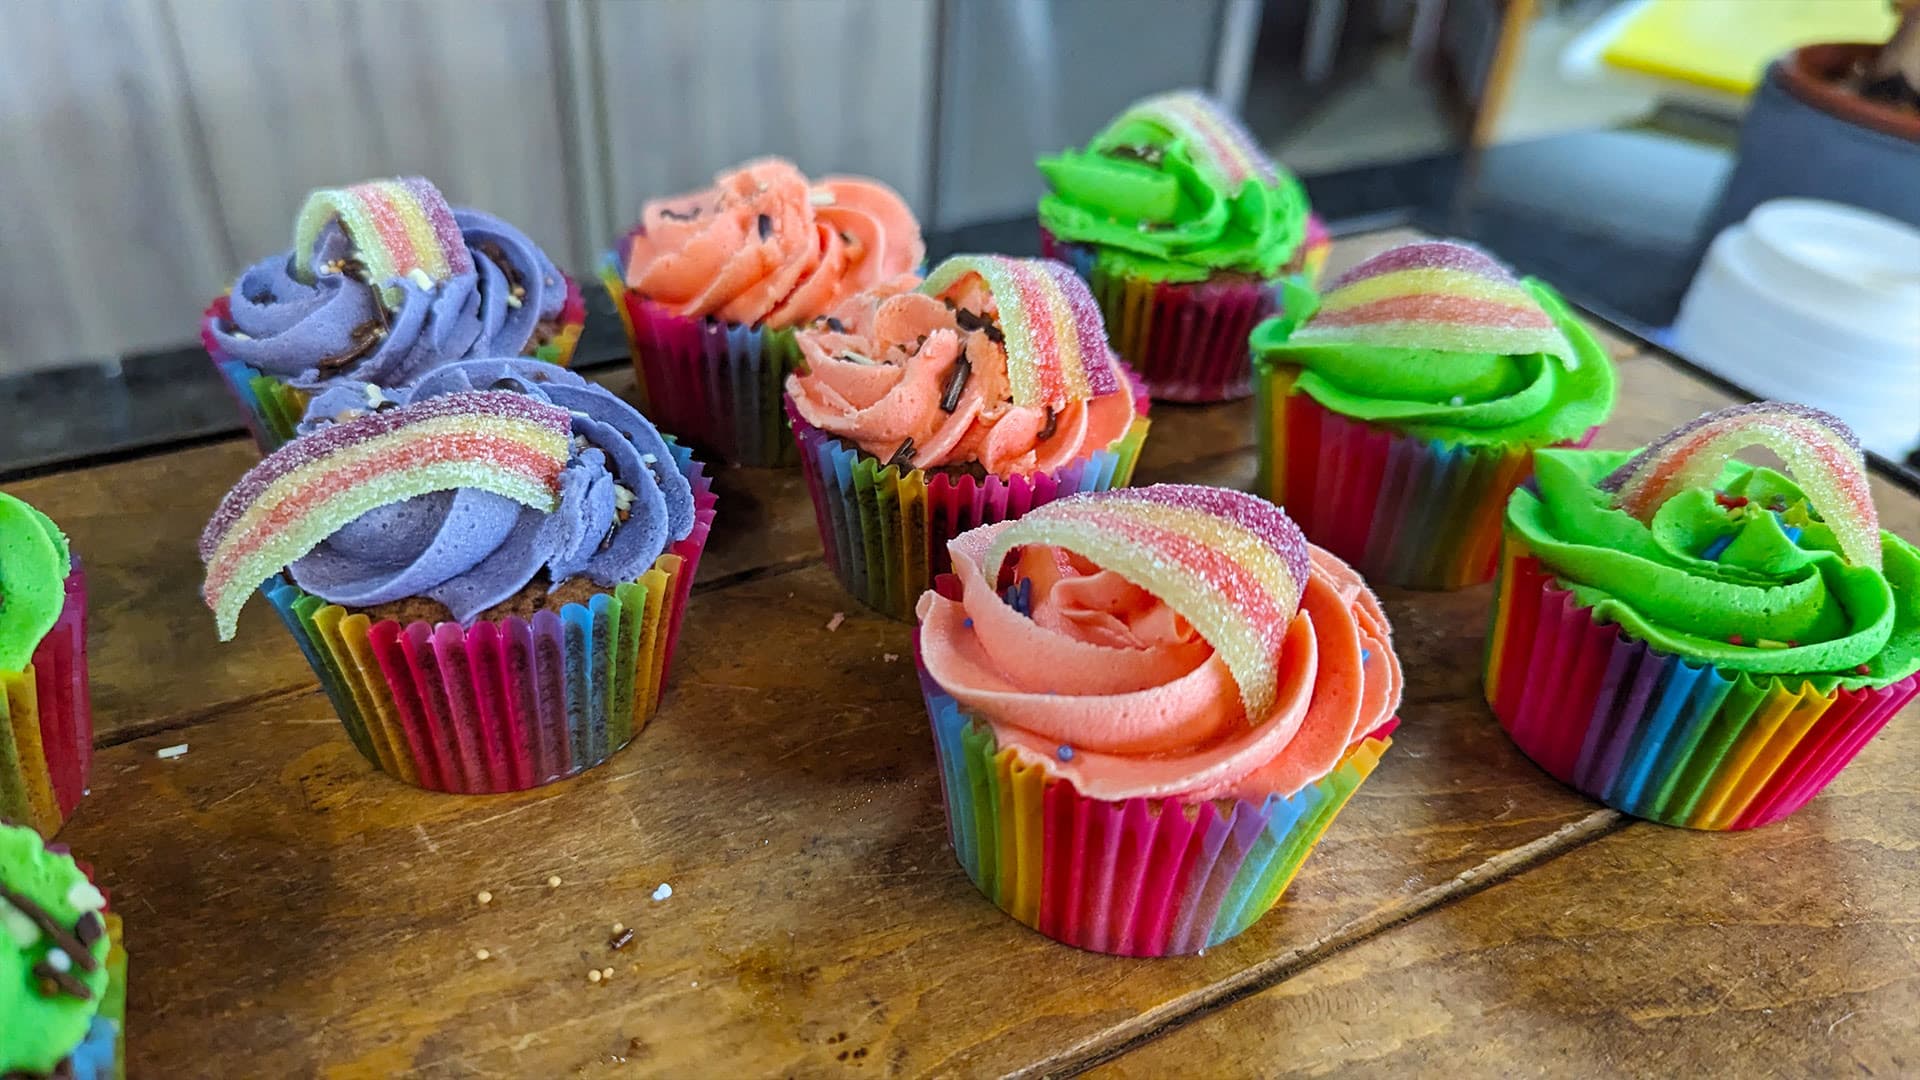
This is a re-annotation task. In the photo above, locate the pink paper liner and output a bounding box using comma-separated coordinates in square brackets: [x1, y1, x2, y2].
[259, 448, 716, 794]
[786, 388, 1151, 621]
[916, 587, 1394, 956]
[1, 565, 93, 837]
[1485, 541, 1920, 830]
[1041, 219, 1324, 403]
[1256, 376, 1596, 590]
[203, 274, 587, 453]
[600, 254, 803, 468]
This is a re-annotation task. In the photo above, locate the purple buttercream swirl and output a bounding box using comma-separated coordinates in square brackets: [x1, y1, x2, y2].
[288, 360, 696, 623]
[210, 209, 567, 390]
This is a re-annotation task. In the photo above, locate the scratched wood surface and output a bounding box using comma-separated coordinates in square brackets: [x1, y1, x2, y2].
[28, 226, 1920, 1077]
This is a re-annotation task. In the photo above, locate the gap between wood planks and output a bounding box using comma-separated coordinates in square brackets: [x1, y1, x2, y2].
[1018, 809, 1632, 1080]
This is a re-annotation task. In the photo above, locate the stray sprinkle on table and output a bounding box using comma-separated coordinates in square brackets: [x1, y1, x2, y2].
[883, 653, 900, 663]
[475, 948, 490, 961]
[826, 612, 845, 632]
[547, 875, 562, 888]
[652, 882, 673, 902]
[476, 891, 492, 905]
[588, 969, 602, 984]
[156, 744, 189, 760]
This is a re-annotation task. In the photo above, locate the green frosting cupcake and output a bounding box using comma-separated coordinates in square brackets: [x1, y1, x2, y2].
[0, 494, 71, 674]
[1252, 242, 1616, 448]
[1510, 449, 1920, 691]
[1037, 90, 1310, 282]
[1, 822, 112, 1076]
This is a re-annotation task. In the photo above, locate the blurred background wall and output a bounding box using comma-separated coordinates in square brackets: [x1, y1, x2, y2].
[0, 0, 1244, 375]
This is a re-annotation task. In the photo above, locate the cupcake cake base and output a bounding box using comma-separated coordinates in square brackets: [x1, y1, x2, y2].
[1, 565, 93, 837]
[1486, 544, 1920, 830]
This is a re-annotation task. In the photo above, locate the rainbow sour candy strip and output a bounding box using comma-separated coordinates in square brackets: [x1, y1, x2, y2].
[291, 177, 476, 305]
[1291, 241, 1578, 366]
[979, 484, 1309, 719]
[1108, 89, 1278, 188]
[1598, 402, 1882, 569]
[200, 391, 573, 641]
[919, 255, 1121, 408]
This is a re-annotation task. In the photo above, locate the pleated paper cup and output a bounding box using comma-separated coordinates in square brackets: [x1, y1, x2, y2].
[1040, 223, 1323, 403]
[204, 274, 587, 453]
[918, 632, 1394, 956]
[1485, 539, 1920, 830]
[261, 446, 716, 794]
[1, 565, 93, 837]
[788, 403, 1150, 622]
[600, 256, 803, 468]
[1256, 372, 1595, 590]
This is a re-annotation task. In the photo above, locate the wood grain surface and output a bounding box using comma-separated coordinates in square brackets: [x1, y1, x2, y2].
[20, 227, 1920, 1077]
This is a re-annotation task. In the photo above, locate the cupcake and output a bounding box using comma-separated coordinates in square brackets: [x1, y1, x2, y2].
[199, 360, 716, 793]
[785, 255, 1150, 621]
[204, 177, 586, 451]
[605, 158, 923, 467]
[0, 822, 126, 1079]
[1251, 240, 1616, 590]
[1037, 89, 1328, 402]
[0, 495, 91, 838]
[1487, 403, 1920, 830]
[915, 485, 1402, 955]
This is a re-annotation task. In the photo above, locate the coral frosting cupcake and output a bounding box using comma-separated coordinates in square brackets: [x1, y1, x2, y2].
[605, 157, 924, 466]
[0, 823, 126, 1079]
[1038, 89, 1328, 402]
[1, 495, 91, 838]
[785, 254, 1149, 620]
[916, 485, 1401, 955]
[1252, 240, 1616, 590]
[1488, 403, 1920, 830]
[204, 177, 585, 451]
[199, 360, 715, 793]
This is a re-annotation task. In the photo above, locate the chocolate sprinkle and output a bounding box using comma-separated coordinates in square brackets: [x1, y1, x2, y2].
[610, 927, 635, 951]
[825, 316, 847, 333]
[490, 378, 528, 393]
[1038, 407, 1058, 442]
[74, 911, 105, 948]
[757, 213, 774, 241]
[659, 205, 700, 222]
[939, 357, 972, 414]
[953, 307, 1005, 344]
[1106, 144, 1165, 166]
[0, 883, 99, 974]
[32, 961, 91, 1001]
[315, 320, 384, 376]
[885, 437, 917, 469]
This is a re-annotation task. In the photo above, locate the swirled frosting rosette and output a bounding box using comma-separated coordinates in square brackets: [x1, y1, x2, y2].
[604, 157, 925, 465]
[1251, 239, 1617, 589]
[204, 177, 586, 451]
[199, 365, 716, 793]
[1037, 89, 1328, 401]
[915, 485, 1402, 955]
[0, 494, 91, 838]
[784, 255, 1151, 620]
[1487, 403, 1920, 830]
[0, 822, 126, 1080]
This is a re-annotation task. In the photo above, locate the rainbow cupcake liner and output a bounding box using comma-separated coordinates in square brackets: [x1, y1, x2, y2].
[1256, 375, 1594, 590]
[1, 565, 92, 838]
[1040, 218, 1325, 403]
[600, 256, 802, 468]
[918, 660, 1393, 956]
[259, 445, 716, 794]
[787, 402, 1150, 622]
[203, 274, 587, 453]
[1485, 543, 1920, 830]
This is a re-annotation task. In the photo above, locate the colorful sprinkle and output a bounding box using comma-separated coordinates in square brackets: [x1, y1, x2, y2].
[1056, 745, 1074, 762]
[980, 484, 1309, 719]
[1598, 403, 1881, 568]
[200, 391, 572, 641]
[1701, 535, 1734, 562]
[919, 255, 1121, 408]
[1003, 577, 1033, 617]
[291, 177, 474, 305]
[1714, 492, 1749, 509]
[1104, 89, 1278, 187]
[1756, 638, 1790, 650]
[1290, 241, 1579, 365]
[1857, 664, 1873, 675]
[1729, 634, 1745, 646]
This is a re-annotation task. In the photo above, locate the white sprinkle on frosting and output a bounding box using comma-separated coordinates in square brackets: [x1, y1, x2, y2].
[66, 880, 106, 914]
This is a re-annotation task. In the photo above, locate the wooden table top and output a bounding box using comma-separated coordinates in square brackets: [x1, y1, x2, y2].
[13, 227, 1918, 1078]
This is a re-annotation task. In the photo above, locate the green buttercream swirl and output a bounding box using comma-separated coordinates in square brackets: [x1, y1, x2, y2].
[1, 823, 109, 1075]
[1509, 448, 1920, 690]
[0, 494, 71, 673]
[1252, 278, 1616, 447]
[1036, 115, 1309, 282]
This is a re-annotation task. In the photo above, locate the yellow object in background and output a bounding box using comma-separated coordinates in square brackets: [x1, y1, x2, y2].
[1603, 0, 1897, 95]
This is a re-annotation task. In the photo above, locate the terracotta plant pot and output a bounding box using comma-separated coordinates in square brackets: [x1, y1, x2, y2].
[1779, 42, 1920, 142]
